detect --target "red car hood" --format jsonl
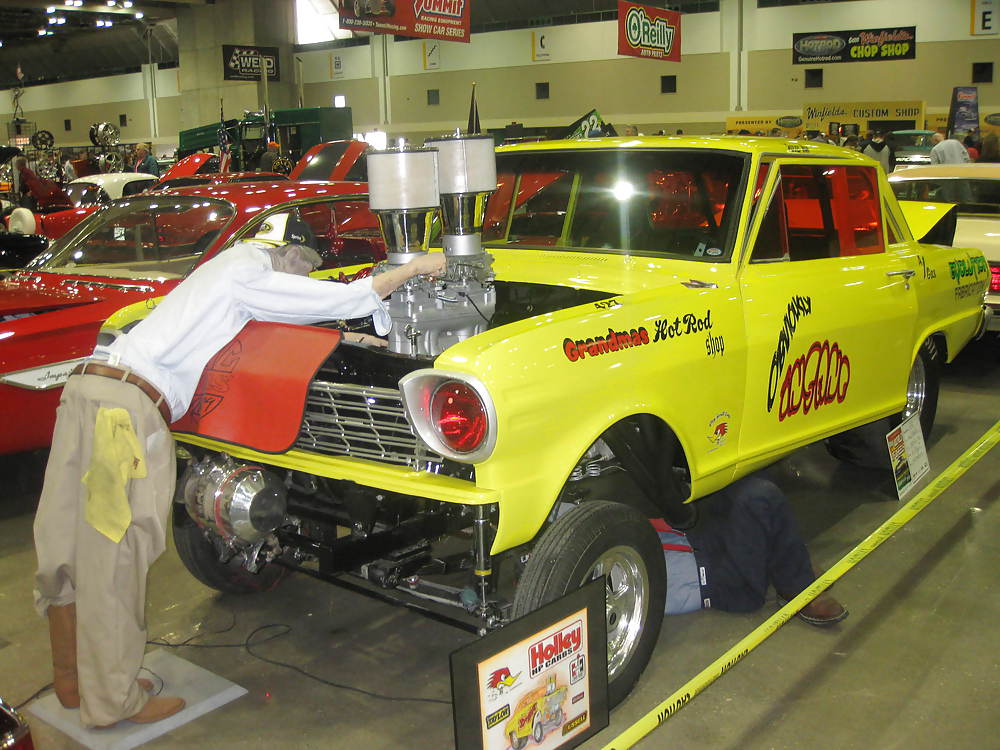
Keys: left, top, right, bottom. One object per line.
{"left": 0, "top": 275, "right": 123, "bottom": 315}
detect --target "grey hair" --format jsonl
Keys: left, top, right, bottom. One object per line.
{"left": 265, "top": 243, "right": 323, "bottom": 274}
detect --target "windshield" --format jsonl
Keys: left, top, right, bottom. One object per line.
{"left": 65, "top": 182, "right": 109, "bottom": 208}
{"left": 891, "top": 178, "right": 1000, "bottom": 214}
{"left": 484, "top": 149, "right": 748, "bottom": 260}
{"left": 892, "top": 133, "right": 934, "bottom": 150}
{"left": 26, "top": 195, "right": 236, "bottom": 278}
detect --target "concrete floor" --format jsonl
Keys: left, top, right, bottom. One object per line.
{"left": 1, "top": 338, "right": 997, "bottom": 750}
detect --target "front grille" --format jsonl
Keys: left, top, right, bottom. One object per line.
{"left": 295, "top": 381, "right": 443, "bottom": 469}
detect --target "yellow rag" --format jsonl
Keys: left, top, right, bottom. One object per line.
{"left": 82, "top": 407, "right": 147, "bottom": 543}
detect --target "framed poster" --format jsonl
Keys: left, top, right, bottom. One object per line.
{"left": 451, "top": 579, "right": 609, "bottom": 750}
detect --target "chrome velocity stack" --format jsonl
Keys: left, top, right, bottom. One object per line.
{"left": 367, "top": 144, "right": 440, "bottom": 264}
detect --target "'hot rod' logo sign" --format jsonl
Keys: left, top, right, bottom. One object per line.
{"left": 617, "top": 1, "right": 681, "bottom": 62}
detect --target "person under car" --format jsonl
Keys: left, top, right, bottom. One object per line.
{"left": 655, "top": 474, "right": 848, "bottom": 625}
{"left": 32, "top": 241, "right": 445, "bottom": 729}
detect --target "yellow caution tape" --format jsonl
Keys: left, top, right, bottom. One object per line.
{"left": 603, "top": 419, "right": 1000, "bottom": 750}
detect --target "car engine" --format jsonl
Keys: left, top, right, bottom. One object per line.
{"left": 368, "top": 133, "right": 497, "bottom": 357}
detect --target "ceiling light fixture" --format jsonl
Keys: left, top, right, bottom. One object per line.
{"left": 123, "top": 0, "right": 133, "bottom": 6}
{"left": 46, "top": 6, "right": 56, "bottom": 12}
{"left": 95, "top": 19, "right": 105, "bottom": 26}
{"left": 56, "top": 17, "right": 66, "bottom": 23}
{"left": 134, "top": 11, "right": 143, "bottom": 18}
{"left": 38, "top": 28, "right": 47, "bottom": 35}
{"left": 107, "top": 1, "right": 117, "bottom": 6}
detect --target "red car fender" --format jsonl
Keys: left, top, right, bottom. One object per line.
{"left": 172, "top": 321, "right": 342, "bottom": 453}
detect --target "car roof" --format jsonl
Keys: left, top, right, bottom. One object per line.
{"left": 890, "top": 129, "right": 936, "bottom": 136}
{"left": 160, "top": 180, "right": 370, "bottom": 212}
{"left": 70, "top": 172, "right": 156, "bottom": 188}
{"left": 496, "top": 135, "right": 863, "bottom": 160}
{"left": 889, "top": 163, "right": 1000, "bottom": 180}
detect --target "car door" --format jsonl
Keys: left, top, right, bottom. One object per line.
{"left": 736, "top": 158, "right": 918, "bottom": 468}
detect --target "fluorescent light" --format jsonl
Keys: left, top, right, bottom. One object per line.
{"left": 107, "top": 1, "right": 116, "bottom": 6}
{"left": 135, "top": 11, "right": 143, "bottom": 18}
{"left": 334, "top": 95, "right": 346, "bottom": 108}
{"left": 123, "top": 0, "right": 133, "bottom": 6}
{"left": 38, "top": 28, "right": 47, "bottom": 35}
{"left": 46, "top": 6, "right": 56, "bottom": 12}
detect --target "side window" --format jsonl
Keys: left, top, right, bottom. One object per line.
{"left": 122, "top": 179, "right": 155, "bottom": 197}
{"left": 750, "top": 164, "right": 884, "bottom": 263}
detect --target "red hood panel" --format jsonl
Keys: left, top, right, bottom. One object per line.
{"left": 0, "top": 279, "right": 104, "bottom": 315}
{"left": 172, "top": 321, "right": 342, "bottom": 453}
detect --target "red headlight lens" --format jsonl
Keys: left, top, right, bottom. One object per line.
{"left": 431, "top": 381, "right": 487, "bottom": 454}
{"left": 990, "top": 264, "right": 1000, "bottom": 293}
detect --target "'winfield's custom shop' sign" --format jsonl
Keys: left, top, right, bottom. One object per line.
{"left": 617, "top": 1, "right": 681, "bottom": 62}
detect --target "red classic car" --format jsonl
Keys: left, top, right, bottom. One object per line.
{"left": 0, "top": 180, "right": 383, "bottom": 455}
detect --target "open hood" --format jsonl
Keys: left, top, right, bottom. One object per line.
{"left": 898, "top": 201, "right": 958, "bottom": 244}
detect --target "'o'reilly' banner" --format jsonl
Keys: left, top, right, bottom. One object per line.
{"left": 792, "top": 27, "right": 916, "bottom": 64}
{"left": 617, "top": 1, "right": 681, "bottom": 62}
{"left": 338, "top": 0, "right": 470, "bottom": 43}
{"left": 222, "top": 45, "right": 280, "bottom": 81}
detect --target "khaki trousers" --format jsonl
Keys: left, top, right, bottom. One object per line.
{"left": 33, "top": 374, "right": 176, "bottom": 727}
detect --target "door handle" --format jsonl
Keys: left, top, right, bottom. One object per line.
{"left": 886, "top": 269, "right": 916, "bottom": 290}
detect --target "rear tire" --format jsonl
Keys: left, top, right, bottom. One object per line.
{"left": 172, "top": 505, "right": 289, "bottom": 594}
{"left": 825, "top": 341, "right": 939, "bottom": 469}
{"left": 512, "top": 501, "right": 666, "bottom": 708}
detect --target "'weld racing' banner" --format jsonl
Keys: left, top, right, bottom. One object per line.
{"left": 792, "top": 27, "right": 916, "bottom": 64}
{"left": 338, "top": 0, "right": 470, "bottom": 43}
{"left": 617, "top": 1, "right": 681, "bottom": 62}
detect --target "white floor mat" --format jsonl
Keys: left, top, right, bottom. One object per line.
{"left": 26, "top": 649, "right": 247, "bottom": 750}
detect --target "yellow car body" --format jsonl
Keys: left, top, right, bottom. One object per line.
{"left": 110, "top": 136, "right": 985, "bottom": 554}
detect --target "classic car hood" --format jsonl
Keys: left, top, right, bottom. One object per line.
{"left": 954, "top": 215, "right": 1000, "bottom": 262}
{"left": 898, "top": 201, "right": 957, "bottom": 243}
{"left": 0, "top": 276, "right": 106, "bottom": 315}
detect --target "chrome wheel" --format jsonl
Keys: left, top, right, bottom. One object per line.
{"left": 585, "top": 544, "right": 648, "bottom": 681}
{"left": 902, "top": 354, "right": 927, "bottom": 421}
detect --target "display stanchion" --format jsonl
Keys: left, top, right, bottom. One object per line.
{"left": 602, "top": 419, "right": 1000, "bottom": 750}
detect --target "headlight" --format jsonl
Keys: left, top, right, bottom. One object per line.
{"left": 400, "top": 370, "right": 497, "bottom": 462}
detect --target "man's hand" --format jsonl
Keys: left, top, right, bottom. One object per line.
{"left": 342, "top": 332, "right": 388, "bottom": 347}
{"left": 371, "top": 252, "right": 447, "bottom": 298}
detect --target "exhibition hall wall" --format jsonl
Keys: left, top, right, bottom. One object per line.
{"left": 0, "top": 0, "right": 996, "bottom": 146}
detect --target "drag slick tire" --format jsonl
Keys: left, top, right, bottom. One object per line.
{"left": 513, "top": 501, "right": 666, "bottom": 708}
{"left": 825, "top": 341, "right": 940, "bottom": 470}
{"left": 172, "top": 504, "right": 289, "bottom": 594}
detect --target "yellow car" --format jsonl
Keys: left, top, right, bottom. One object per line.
{"left": 106, "top": 136, "right": 989, "bottom": 708}
{"left": 504, "top": 681, "right": 568, "bottom": 749}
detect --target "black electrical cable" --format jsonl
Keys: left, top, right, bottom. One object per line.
{"left": 149, "top": 619, "right": 452, "bottom": 706}
{"left": 458, "top": 290, "right": 491, "bottom": 323}
{"left": 13, "top": 683, "right": 52, "bottom": 711}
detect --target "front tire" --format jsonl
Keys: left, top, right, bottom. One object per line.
{"left": 512, "top": 501, "right": 666, "bottom": 708}
{"left": 825, "top": 341, "right": 940, "bottom": 469}
{"left": 172, "top": 506, "right": 289, "bottom": 594}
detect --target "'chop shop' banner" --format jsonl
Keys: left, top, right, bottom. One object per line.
{"left": 617, "top": 1, "right": 681, "bottom": 62}
{"left": 338, "top": 0, "right": 470, "bottom": 43}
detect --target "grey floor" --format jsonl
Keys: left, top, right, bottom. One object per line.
{"left": 1, "top": 338, "right": 997, "bottom": 750}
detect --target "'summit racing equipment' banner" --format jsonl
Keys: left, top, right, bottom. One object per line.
{"left": 792, "top": 27, "right": 916, "bottom": 64}
{"left": 617, "top": 1, "right": 681, "bottom": 62}
{"left": 338, "top": 0, "right": 470, "bottom": 43}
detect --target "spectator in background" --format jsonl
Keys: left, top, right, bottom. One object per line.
{"left": 61, "top": 151, "right": 77, "bottom": 185}
{"left": 929, "top": 132, "right": 971, "bottom": 164}
{"left": 857, "top": 129, "right": 875, "bottom": 153}
{"left": 979, "top": 132, "right": 1000, "bottom": 163}
{"left": 622, "top": 125, "right": 639, "bottom": 137}
{"left": 133, "top": 143, "right": 160, "bottom": 176}
{"left": 842, "top": 135, "right": 860, "bottom": 151}
{"left": 769, "top": 127, "right": 783, "bottom": 137}
{"left": 863, "top": 132, "right": 892, "bottom": 172}
{"left": 963, "top": 135, "right": 980, "bottom": 162}
{"left": 258, "top": 141, "right": 280, "bottom": 172}
{"left": 675, "top": 128, "right": 684, "bottom": 135}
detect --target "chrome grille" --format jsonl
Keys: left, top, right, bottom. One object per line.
{"left": 295, "top": 381, "right": 443, "bottom": 468}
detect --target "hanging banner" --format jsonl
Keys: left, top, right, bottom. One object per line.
{"left": 617, "top": 1, "right": 681, "bottom": 62}
{"left": 947, "top": 86, "right": 980, "bottom": 138}
{"left": 972, "top": 0, "right": 998, "bottom": 34}
{"left": 338, "top": 0, "right": 470, "bottom": 43}
{"left": 222, "top": 45, "right": 280, "bottom": 81}
{"left": 792, "top": 27, "right": 916, "bottom": 64}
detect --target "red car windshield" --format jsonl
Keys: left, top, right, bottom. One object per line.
{"left": 484, "top": 149, "right": 748, "bottom": 260}
{"left": 27, "top": 196, "right": 236, "bottom": 279}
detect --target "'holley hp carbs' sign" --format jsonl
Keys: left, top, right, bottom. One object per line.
{"left": 792, "top": 27, "right": 916, "bottom": 64}
{"left": 617, "top": 1, "right": 681, "bottom": 62}
{"left": 223, "top": 45, "right": 280, "bottom": 81}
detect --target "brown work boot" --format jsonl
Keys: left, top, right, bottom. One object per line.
{"left": 47, "top": 603, "right": 80, "bottom": 708}
{"left": 797, "top": 591, "right": 849, "bottom": 627}
{"left": 127, "top": 695, "right": 186, "bottom": 724}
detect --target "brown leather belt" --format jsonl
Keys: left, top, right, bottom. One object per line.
{"left": 71, "top": 362, "right": 171, "bottom": 424}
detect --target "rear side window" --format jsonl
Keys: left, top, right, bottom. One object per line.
{"left": 122, "top": 179, "right": 156, "bottom": 197}
{"left": 890, "top": 178, "right": 1000, "bottom": 215}
{"left": 750, "top": 164, "right": 884, "bottom": 262}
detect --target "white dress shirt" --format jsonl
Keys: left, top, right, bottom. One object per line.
{"left": 94, "top": 241, "right": 390, "bottom": 421}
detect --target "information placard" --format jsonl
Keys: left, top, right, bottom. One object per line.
{"left": 886, "top": 414, "right": 930, "bottom": 500}
{"left": 451, "top": 579, "right": 609, "bottom": 750}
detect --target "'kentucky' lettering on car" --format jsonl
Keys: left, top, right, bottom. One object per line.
{"left": 563, "top": 327, "right": 649, "bottom": 361}
{"left": 779, "top": 340, "right": 851, "bottom": 421}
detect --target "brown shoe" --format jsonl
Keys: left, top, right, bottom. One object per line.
{"left": 127, "top": 695, "right": 186, "bottom": 724}
{"left": 797, "top": 592, "right": 849, "bottom": 627}
{"left": 47, "top": 603, "right": 80, "bottom": 709}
